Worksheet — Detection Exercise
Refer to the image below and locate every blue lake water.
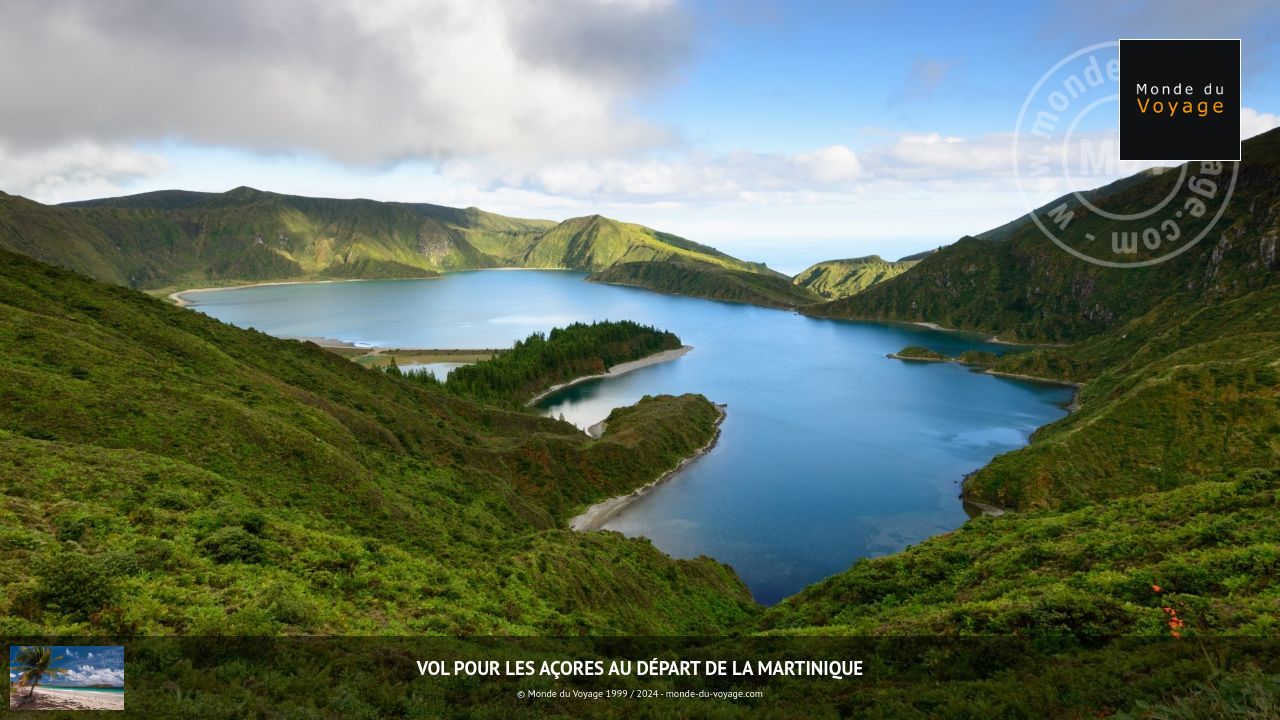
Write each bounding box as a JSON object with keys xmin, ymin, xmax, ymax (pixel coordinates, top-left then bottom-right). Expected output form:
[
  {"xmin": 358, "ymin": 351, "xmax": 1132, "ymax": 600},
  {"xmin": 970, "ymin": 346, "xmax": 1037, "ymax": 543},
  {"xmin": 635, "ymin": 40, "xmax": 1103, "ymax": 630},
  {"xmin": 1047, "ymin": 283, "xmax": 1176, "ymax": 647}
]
[{"xmin": 183, "ymin": 271, "xmax": 1072, "ymax": 604}]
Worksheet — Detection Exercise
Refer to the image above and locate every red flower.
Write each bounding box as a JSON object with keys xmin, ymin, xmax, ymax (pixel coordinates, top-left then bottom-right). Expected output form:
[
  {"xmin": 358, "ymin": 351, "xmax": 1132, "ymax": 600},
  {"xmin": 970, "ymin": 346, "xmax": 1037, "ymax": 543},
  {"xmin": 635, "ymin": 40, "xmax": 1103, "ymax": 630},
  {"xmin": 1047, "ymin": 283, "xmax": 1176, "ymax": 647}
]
[{"xmin": 1152, "ymin": 584, "xmax": 1162, "ymax": 593}]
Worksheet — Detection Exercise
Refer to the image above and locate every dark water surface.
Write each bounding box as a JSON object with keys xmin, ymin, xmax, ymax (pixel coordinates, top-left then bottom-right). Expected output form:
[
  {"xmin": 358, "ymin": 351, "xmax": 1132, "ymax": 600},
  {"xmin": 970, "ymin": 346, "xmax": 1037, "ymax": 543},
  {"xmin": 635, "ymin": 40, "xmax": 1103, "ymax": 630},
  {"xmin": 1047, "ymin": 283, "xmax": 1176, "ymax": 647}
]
[{"xmin": 184, "ymin": 272, "xmax": 1072, "ymax": 603}]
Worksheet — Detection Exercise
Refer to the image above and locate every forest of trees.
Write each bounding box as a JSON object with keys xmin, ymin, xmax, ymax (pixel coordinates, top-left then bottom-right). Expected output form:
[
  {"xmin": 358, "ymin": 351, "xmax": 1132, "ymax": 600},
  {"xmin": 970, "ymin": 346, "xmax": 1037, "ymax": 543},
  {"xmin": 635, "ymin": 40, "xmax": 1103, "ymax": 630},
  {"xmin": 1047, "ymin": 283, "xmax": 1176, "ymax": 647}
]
[{"xmin": 394, "ymin": 320, "xmax": 681, "ymax": 406}]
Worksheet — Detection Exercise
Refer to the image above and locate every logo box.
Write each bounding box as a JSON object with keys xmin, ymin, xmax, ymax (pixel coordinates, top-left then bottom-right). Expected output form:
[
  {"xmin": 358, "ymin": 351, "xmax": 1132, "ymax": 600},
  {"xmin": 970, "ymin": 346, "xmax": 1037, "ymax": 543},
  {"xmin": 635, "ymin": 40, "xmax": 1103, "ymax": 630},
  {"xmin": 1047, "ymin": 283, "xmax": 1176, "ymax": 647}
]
[{"xmin": 1119, "ymin": 39, "xmax": 1241, "ymax": 161}]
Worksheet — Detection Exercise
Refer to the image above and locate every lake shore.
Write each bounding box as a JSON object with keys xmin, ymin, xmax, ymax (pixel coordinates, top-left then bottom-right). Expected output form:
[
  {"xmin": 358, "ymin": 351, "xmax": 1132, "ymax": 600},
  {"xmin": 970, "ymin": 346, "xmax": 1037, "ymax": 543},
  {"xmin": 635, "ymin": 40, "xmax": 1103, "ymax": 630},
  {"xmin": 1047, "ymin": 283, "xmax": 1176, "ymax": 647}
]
[
  {"xmin": 9, "ymin": 687, "xmax": 124, "ymax": 711},
  {"xmin": 166, "ymin": 275, "xmax": 447, "ymax": 308},
  {"xmin": 168, "ymin": 278, "xmax": 368, "ymax": 308},
  {"xmin": 908, "ymin": 320, "xmax": 1066, "ymax": 347},
  {"xmin": 570, "ymin": 404, "xmax": 726, "ymax": 532},
  {"xmin": 526, "ymin": 345, "xmax": 693, "ymax": 406},
  {"xmin": 985, "ymin": 370, "xmax": 1082, "ymax": 412}
]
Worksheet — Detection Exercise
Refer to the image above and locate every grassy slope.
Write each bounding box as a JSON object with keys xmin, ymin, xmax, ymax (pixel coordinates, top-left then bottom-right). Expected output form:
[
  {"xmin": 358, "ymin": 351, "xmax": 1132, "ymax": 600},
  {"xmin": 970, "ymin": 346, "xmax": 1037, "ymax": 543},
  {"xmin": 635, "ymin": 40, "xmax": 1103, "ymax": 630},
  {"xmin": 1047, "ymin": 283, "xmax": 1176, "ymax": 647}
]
[
  {"xmin": 520, "ymin": 215, "xmax": 764, "ymax": 273},
  {"xmin": 792, "ymin": 255, "xmax": 917, "ymax": 300},
  {"xmin": 0, "ymin": 248, "xmax": 755, "ymax": 635},
  {"xmin": 589, "ymin": 260, "xmax": 819, "ymax": 308}
]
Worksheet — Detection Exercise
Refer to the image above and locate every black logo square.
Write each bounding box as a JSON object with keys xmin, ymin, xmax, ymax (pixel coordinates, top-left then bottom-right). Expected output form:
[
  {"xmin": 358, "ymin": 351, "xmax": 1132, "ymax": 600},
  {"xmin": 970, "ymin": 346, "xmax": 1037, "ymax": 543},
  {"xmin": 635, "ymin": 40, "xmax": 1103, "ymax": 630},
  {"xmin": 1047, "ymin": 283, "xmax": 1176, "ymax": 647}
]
[{"xmin": 1120, "ymin": 39, "xmax": 1240, "ymax": 161}]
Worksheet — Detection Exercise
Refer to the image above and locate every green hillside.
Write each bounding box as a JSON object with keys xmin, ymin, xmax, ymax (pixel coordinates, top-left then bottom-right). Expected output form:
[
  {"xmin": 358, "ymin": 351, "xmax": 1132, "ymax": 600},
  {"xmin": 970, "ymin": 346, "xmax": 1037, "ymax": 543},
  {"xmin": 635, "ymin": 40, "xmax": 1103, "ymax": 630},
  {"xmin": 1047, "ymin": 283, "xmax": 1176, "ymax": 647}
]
[
  {"xmin": 792, "ymin": 255, "xmax": 917, "ymax": 300},
  {"xmin": 589, "ymin": 260, "xmax": 819, "ymax": 308},
  {"xmin": 741, "ymin": 138, "xmax": 1280, "ymax": 715},
  {"xmin": 760, "ymin": 132, "xmax": 1280, "ymax": 654},
  {"xmin": 516, "ymin": 214, "xmax": 765, "ymax": 273},
  {"xmin": 805, "ymin": 129, "xmax": 1280, "ymax": 343},
  {"xmin": 0, "ymin": 247, "xmax": 755, "ymax": 635},
  {"xmin": 0, "ymin": 188, "xmax": 775, "ymax": 293},
  {"xmin": 965, "ymin": 284, "xmax": 1280, "ymax": 510}
]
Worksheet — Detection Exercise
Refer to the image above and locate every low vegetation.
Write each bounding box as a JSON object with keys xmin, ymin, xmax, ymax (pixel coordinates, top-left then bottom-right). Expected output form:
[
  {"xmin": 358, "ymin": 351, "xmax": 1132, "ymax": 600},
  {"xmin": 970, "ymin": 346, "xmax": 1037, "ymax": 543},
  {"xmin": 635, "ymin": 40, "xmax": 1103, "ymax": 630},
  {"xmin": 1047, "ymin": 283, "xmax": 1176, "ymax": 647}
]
[{"xmin": 0, "ymin": 248, "xmax": 754, "ymax": 636}]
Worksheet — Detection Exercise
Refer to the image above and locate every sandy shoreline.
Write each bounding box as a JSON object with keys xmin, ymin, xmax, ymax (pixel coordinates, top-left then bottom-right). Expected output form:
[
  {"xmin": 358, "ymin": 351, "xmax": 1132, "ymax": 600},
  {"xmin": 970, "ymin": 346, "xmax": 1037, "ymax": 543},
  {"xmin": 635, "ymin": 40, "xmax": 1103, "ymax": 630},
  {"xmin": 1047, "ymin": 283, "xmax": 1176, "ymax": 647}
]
[
  {"xmin": 983, "ymin": 369, "xmax": 1082, "ymax": 388},
  {"xmin": 570, "ymin": 404, "xmax": 726, "ymax": 532},
  {"xmin": 526, "ymin": 345, "xmax": 693, "ymax": 406},
  {"xmin": 10, "ymin": 687, "xmax": 124, "ymax": 710},
  {"xmin": 985, "ymin": 370, "xmax": 1082, "ymax": 412},
  {"xmin": 168, "ymin": 278, "xmax": 371, "ymax": 308},
  {"xmin": 908, "ymin": 320, "xmax": 1062, "ymax": 347},
  {"xmin": 961, "ymin": 496, "xmax": 1008, "ymax": 518},
  {"xmin": 167, "ymin": 275, "xmax": 448, "ymax": 308}
]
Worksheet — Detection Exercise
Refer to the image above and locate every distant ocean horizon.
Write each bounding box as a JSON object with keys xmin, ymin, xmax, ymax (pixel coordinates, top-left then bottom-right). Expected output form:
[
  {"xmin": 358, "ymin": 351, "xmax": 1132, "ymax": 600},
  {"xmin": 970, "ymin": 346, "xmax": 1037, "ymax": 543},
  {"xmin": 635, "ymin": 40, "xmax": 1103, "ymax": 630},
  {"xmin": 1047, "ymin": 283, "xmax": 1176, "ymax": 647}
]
[{"xmin": 36, "ymin": 685, "xmax": 125, "ymax": 694}]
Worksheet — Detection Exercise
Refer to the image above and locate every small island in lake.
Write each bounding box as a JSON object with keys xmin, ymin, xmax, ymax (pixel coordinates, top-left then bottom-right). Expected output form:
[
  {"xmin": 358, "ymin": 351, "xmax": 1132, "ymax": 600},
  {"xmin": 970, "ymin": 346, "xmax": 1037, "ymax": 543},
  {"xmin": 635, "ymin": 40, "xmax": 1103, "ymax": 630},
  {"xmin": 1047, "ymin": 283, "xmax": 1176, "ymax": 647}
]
[{"xmin": 887, "ymin": 345, "xmax": 951, "ymax": 362}]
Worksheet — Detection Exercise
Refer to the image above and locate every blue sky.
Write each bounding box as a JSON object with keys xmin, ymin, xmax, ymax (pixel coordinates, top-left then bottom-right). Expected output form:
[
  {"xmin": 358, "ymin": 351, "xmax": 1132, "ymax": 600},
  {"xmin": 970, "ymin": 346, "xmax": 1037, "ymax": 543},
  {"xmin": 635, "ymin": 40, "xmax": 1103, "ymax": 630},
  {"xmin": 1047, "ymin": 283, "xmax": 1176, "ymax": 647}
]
[
  {"xmin": 0, "ymin": 0, "xmax": 1277, "ymax": 272},
  {"xmin": 9, "ymin": 646, "xmax": 125, "ymax": 688}
]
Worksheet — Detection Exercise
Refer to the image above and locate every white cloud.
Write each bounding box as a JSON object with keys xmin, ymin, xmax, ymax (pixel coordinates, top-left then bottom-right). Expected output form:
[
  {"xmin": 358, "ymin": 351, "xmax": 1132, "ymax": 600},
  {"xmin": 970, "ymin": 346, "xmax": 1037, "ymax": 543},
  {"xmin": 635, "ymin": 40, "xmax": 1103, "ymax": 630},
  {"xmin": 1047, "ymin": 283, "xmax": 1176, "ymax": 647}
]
[
  {"xmin": 0, "ymin": 0, "xmax": 690, "ymax": 166},
  {"xmin": 445, "ymin": 144, "xmax": 866, "ymax": 202},
  {"xmin": 0, "ymin": 141, "xmax": 168, "ymax": 204},
  {"xmin": 792, "ymin": 146, "xmax": 864, "ymax": 183},
  {"xmin": 61, "ymin": 664, "xmax": 124, "ymax": 688},
  {"xmin": 1242, "ymin": 108, "xmax": 1280, "ymax": 139}
]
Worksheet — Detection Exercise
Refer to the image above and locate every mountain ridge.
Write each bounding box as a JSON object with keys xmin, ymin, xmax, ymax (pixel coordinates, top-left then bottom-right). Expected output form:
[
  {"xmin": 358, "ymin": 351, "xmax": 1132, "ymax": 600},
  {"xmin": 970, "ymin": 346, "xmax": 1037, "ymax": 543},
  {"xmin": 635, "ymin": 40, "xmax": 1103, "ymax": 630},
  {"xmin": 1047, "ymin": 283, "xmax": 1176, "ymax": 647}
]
[
  {"xmin": 0, "ymin": 187, "xmax": 767, "ymax": 292},
  {"xmin": 802, "ymin": 128, "xmax": 1280, "ymax": 343}
]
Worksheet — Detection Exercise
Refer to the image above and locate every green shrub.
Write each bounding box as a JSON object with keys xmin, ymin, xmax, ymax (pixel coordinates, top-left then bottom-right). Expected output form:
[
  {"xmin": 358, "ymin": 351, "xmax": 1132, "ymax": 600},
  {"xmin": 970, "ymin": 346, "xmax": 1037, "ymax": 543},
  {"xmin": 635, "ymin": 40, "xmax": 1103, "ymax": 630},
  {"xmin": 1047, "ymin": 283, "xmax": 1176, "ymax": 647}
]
[
  {"xmin": 239, "ymin": 510, "xmax": 267, "ymax": 536},
  {"xmin": 151, "ymin": 487, "xmax": 196, "ymax": 510},
  {"xmin": 132, "ymin": 538, "xmax": 175, "ymax": 571},
  {"xmin": 35, "ymin": 552, "xmax": 118, "ymax": 619},
  {"xmin": 101, "ymin": 548, "xmax": 143, "ymax": 576},
  {"xmin": 55, "ymin": 511, "xmax": 112, "ymax": 543},
  {"xmin": 0, "ymin": 525, "xmax": 43, "ymax": 551},
  {"xmin": 200, "ymin": 526, "xmax": 266, "ymax": 564}
]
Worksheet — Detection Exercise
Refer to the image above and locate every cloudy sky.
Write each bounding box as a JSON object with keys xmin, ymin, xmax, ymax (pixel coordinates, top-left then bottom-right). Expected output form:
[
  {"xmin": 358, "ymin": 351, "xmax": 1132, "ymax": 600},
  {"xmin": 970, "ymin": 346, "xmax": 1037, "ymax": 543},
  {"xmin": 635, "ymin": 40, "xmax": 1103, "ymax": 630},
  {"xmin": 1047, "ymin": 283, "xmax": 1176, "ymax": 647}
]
[
  {"xmin": 1, "ymin": 0, "xmax": 1278, "ymax": 271},
  {"xmin": 9, "ymin": 646, "xmax": 125, "ymax": 688}
]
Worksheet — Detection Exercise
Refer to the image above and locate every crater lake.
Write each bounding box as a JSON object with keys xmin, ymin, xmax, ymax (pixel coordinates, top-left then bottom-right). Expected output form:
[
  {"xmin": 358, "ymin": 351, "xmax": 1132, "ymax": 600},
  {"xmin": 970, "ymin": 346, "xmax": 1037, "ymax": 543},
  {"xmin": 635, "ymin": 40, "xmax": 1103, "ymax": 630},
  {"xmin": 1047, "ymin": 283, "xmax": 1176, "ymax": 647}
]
[{"xmin": 181, "ymin": 271, "xmax": 1073, "ymax": 604}]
